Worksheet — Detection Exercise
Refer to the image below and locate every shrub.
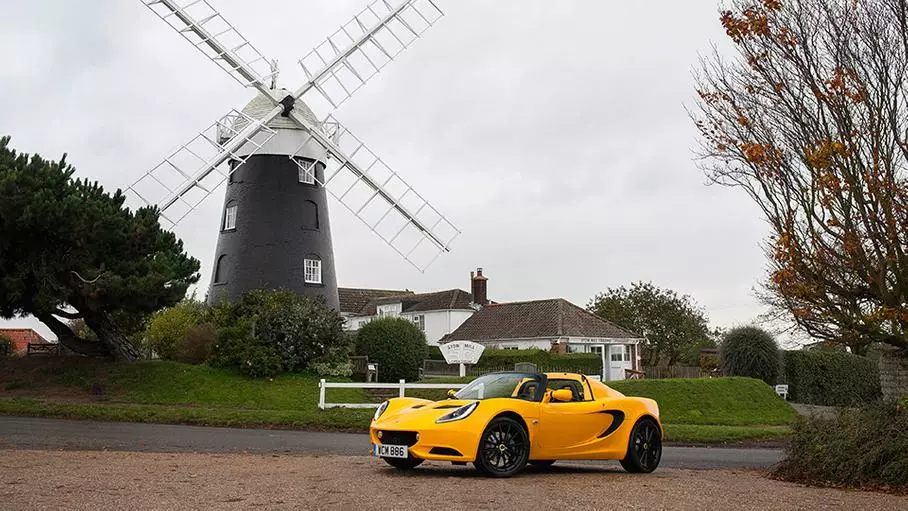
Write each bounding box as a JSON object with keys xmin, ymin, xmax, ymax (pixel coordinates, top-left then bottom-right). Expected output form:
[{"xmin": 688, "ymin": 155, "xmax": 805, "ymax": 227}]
[
  {"xmin": 0, "ymin": 335, "xmax": 14, "ymax": 357},
  {"xmin": 427, "ymin": 345, "xmax": 444, "ymax": 360},
  {"xmin": 209, "ymin": 320, "xmax": 282, "ymax": 378},
  {"xmin": 782, "ymin": 350, "xmax": 881, "ymax": 406},
  {"xmin": 215, "ymin": 289, "xmax": 347, "ymax": 373},
  {"xmin": 145, "ymin": 299, "xmax": 209, "ymax": 360},
  {"xmin": 719, "ymin": 326, "xmax": 780, "ymax": 385},
  {"xmin": 355, "ymin": 317, "xmax": 427, "ymax": 382},
  {"xmin": 774, "ymin": 402, "xmax": 908, "ymax": 490},
  {"xmin": 174, "ymin": 323, "xmax": 216, "ymax": 364}
]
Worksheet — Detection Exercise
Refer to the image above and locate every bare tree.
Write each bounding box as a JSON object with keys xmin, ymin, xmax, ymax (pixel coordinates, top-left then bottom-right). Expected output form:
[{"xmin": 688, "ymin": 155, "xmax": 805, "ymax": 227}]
[{"xmin": 692, "ymin": 0, "xmax": 908, "ymax": 353}]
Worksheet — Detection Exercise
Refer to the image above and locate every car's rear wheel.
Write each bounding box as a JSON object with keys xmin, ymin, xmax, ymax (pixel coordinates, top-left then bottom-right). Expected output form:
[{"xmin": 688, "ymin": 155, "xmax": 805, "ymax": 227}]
[
  {"xmin": 473, "ymin": 416, "xmax": 529, "ymax": 478},
  {"xmin": 619, "ymin": 418, "xmax": 662, "ymax": 473},
  {"xmin": 382, "ymin": 456, "xmax": 424, "ymax": 470}
]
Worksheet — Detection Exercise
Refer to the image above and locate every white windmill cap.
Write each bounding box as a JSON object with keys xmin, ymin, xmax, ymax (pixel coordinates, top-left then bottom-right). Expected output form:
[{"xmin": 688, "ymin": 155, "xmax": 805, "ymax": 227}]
[
  {"xmin": 229, "ymin": 88, "xmax": 328, "ymax": 161},
  {"xmin": 233, "ymin": 88, "xmax": 321, "ymax": 132}
]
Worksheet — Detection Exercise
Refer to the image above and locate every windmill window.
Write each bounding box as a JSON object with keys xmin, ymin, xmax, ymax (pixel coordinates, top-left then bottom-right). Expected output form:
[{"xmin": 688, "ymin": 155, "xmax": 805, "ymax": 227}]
[
  {"xmin": 223, "ymin": 203, "xmax": 237, "ymax": 231},
  {"xmin": 302, "ymin": 200, "xmax": 319, "ymax": 230},
  {"xmin": 214, "ymin": 255, "xmax": 227, "ymax": 284},
  {"xmin": 304, "ymin": 257, "xmax": 322, "ymax": 284},
  {"xmin": 299, "ymin": 161, "xmax": 316, "ymax": 185}
]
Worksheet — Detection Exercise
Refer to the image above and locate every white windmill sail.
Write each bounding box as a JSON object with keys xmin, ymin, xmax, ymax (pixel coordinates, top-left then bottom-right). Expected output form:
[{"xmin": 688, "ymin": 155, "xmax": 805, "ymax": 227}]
[
  {"xmin": 127, "ymin": 0, "xmax": 458, "ymax": 272},
  {"xmin": 292, "ymin": 116, "xmax": 459, "ymax": 272},
  {"xmin": 298, "ymin": 0, "xmax": 444, "ymax": 112}
]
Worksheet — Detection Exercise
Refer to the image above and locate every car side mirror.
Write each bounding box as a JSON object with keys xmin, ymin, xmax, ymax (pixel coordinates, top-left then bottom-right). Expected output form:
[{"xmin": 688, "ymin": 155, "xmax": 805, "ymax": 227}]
[
  {"xmin": 551, "ymin": 388, "xmax": 574, "ymax": 402},
  {"xmin": 447, "ymin": 389, "xmax": 457, "ymax": 399}
]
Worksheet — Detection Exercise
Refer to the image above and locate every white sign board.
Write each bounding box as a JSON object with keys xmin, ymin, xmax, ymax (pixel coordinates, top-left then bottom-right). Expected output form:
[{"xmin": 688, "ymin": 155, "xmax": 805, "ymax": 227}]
[{"xmin": 439, "ymin": 341, "xmax": 485, "ymax": 365}]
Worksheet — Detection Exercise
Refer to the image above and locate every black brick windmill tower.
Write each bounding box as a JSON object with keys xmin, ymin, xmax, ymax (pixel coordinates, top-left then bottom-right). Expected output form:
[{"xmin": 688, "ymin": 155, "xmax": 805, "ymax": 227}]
[{"xmin": 126, "ymin": 0, "xmax": 460, "ymax": 309}]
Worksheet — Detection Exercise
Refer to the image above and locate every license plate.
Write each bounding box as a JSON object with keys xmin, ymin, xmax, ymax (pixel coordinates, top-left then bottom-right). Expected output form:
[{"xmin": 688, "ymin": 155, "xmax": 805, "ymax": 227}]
[{"xmin": 373, "ymin": 443, "xmax": 408, "ymax": 459}]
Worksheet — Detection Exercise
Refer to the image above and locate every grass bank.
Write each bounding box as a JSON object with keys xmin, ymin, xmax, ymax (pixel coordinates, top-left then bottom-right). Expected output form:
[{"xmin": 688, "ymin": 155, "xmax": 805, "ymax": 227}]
[{"xmin": 0, "ymin": 358, "xmax": 795, "ymax": 443}]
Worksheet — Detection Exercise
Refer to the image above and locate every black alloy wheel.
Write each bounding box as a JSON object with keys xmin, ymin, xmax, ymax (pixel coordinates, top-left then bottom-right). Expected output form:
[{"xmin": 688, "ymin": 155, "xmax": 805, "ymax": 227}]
[
  {"xmin": 619, "ymin": 418, "xmax": 662, "ymax": 473},
  {"xmin": 383, "ymin": 456, "xmax": 424, "ymax": 470},
  {"xmin": 474, "ymin": 417, "xmax": 530, "ymax": 477}
]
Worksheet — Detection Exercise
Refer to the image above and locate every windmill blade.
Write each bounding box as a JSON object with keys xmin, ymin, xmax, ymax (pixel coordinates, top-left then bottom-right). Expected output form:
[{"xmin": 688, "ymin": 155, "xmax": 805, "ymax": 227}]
[
  {"xmin": 139, "ymin": 0, "xmax": 277, "ymax": 89},
  {"xmin": 297, "ymin": 0, "xmax": 444, "ymax": 112},
  {"xmin": 126, "ymin": 108, "xmax": 277, "ymax": 228},
  {"xmin": 289, "ymin": 114, "xmax": 459, "ymax": 273}
]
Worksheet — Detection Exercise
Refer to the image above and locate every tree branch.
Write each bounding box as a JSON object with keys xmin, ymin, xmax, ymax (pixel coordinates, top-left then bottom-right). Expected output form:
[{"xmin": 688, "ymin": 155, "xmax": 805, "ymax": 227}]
[{"xmin": 52, "ymin": 308, "xmax": 82, "ymax": 320}]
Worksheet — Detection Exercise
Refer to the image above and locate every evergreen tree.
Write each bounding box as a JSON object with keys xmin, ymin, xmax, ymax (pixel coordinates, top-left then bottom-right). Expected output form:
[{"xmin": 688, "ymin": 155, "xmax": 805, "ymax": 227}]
[{"xmin": 0, "ymin": 136, "xmax": 200, "ymax": 360}]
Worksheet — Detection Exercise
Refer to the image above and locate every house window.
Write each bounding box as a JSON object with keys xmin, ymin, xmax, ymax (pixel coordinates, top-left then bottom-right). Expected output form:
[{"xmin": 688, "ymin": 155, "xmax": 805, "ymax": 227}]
[
  {"xmin": 502, "ymin": 346, "xmax": 518, "ymax": 351},
  {"xmin": 299, "ymin": 161, "xmax": 316, "ymax": 184},
  {"xmin": 223, "ymin": 203, "xmax": 237, "ymax": 231},
  {"xmin": 304, "ymin": 257, "xmax": 322, "ymax": 284},
  {"xmin": 214, "ymin": 254, "xmax": 227, "ymax": 284},
  {"xmin": 590, "ymin": 345, "xmax": 603, "ymax": 355},
  {"xmin": 610, "ymin": 346, "xmax": 626, "ymax": 362},
  {"xmin": 412, "ymin": 315, "xmax": 425, "ymax": 331}
]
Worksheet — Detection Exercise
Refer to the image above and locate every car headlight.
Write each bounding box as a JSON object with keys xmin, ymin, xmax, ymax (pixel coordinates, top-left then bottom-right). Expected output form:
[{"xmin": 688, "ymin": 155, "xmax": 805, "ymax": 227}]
[
  {"xmin": 436, "ymin": 401, "xmax": 479, "ymax": 424},
  {"xmin": 373, "ymin": 401, "xmax": 389, "ymax": 422}
]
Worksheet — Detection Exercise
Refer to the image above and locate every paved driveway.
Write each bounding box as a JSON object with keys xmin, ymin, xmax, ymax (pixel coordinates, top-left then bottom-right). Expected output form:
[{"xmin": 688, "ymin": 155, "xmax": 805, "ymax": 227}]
[{"xmin": 0, "ymin": 415, "xmax": 782, "ymax": 469}]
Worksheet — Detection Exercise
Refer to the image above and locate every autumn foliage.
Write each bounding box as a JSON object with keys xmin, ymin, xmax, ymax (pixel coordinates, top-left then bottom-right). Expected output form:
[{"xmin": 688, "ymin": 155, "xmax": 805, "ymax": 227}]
[{"xmin": 693, "ymin": 0, "xmax": 908, "ymax": 352}]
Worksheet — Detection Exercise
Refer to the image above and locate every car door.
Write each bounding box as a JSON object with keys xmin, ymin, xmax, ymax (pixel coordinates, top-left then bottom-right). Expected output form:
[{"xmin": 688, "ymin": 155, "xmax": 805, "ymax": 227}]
[{"xmin": 535, "ymin": 380, "xmax": 614, "ymax": 458}]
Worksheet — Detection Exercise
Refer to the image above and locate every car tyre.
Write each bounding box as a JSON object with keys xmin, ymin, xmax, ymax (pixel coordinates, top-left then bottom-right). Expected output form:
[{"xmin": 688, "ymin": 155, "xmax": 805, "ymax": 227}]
[
  {"xmin": 473, "ymin": 416, "xmax": 530, "ymax": 478},
  {"xmin": 619, "ymin": 418, "xmax": 662, "ymax": 474},
  {"xmin": 382, "ymin": 456, "xmax": 424, "ymax": 470}
]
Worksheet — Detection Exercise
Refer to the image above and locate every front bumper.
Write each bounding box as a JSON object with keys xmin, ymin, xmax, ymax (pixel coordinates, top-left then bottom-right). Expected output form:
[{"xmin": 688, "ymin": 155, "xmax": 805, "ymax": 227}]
[{"xmin": 369, "ymin": 422, "xmax": 482, "ymax": 462}]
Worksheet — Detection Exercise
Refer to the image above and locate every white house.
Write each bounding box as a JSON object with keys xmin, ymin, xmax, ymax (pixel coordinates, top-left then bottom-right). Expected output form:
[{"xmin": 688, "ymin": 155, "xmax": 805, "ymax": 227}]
[
  {"xmin": 339, "ymin": 269, "xmax": 490, "ymax": 345},
  {"xmin": 440, "ymin": 298, "xmax": 644, "ymax": 381}
]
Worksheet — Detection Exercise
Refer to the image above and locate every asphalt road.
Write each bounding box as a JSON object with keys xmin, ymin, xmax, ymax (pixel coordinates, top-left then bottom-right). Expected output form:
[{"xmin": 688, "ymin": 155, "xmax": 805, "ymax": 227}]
[{"xmin": 0, "ymin": 416, "xmax": 783, "ymax": 469}]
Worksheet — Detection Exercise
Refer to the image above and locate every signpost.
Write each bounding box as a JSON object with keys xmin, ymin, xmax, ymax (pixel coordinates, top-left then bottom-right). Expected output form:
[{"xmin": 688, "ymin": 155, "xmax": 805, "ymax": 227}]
[{"xmin": 439, "ymin": 341, "xmax": 485, "ymax": 377}]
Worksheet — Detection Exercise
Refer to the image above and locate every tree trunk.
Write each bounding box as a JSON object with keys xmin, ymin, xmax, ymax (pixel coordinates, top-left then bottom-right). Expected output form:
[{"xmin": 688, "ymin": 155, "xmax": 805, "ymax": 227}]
[
  {"xmin": 84, "ymin": 314, "xmax": 142, "ymax": 362},
  {"xmin": 37, "ymin": 313, "xmax": 110, "ymax": 358}
]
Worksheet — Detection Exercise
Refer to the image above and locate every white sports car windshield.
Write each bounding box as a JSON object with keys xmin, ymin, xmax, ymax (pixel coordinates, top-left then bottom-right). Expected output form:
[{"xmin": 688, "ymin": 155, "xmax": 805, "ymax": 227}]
[{"xmin": 453, "ymin": 373, "xmax": 542, "ymax": 401}]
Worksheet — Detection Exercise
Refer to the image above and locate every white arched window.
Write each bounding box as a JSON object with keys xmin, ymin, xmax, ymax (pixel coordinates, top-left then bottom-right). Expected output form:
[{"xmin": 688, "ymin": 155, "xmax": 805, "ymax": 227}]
[
  {"xmin": 223, "ymin": 202, "xmax": 237, "ymax": 231},
  {"xmin": 304, "ymin": 256, "xmax": 322, "ymax": 284}
]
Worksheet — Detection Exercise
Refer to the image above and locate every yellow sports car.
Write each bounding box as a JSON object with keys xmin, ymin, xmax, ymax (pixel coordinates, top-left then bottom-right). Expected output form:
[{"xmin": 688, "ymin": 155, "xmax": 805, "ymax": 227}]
[{"xmin": 369, "ymin": 371, "xmax": 663, "ymax": 477}]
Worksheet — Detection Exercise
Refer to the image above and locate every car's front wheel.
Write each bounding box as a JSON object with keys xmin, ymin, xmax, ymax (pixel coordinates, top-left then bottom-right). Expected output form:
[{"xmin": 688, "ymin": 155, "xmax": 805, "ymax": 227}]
[
  {"xmin": 382, "ymin": 456, "xmax": 424, "ymax": 470},
  {"xmin": 619, "ymin": 418, "xmax": 662, "ymax": 473},
  {"xmin": 473, "ymin": 416, "xmax": 530, "ymax": 478}
]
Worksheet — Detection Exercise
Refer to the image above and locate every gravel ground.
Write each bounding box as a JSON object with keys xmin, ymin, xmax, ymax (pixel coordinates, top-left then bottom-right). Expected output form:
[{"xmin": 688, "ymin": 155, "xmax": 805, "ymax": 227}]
[{"xmin": 1, "ymin": 450, "xmax": 906, "ymax": 510}]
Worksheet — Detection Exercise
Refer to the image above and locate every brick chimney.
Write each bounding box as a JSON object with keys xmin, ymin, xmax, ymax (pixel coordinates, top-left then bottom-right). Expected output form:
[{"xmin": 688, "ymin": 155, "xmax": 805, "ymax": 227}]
[{"xmin": 471, "ymin": 267, "xmax": 488, "ymax": 306}]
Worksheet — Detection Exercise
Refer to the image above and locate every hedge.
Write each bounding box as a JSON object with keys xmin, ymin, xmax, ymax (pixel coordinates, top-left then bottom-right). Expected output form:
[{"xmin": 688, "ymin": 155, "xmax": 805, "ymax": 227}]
[
  {"xmin": 774, "ymin": 401, "xmax": 908, "ymax": 490},
  {"xmin": 782, "ymin": 350, "xmax": 881, "ymax": 406},
  {"xmin": 428, "ymin": 348, "xmax": 602, "ymax": 375}
]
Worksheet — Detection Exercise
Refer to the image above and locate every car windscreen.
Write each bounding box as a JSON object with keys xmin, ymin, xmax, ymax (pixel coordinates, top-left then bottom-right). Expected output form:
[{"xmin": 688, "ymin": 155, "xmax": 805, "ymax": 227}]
[{"xmin": 454, "ymin": 373, "xmax": 542, "ymax": 401}]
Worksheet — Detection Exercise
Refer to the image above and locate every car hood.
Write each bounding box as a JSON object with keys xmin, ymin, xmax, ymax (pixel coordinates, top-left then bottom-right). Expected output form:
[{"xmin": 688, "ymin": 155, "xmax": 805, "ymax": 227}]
[{"xmin": 376, "ymin": 399, "xmax": 477, "ymax": 427}]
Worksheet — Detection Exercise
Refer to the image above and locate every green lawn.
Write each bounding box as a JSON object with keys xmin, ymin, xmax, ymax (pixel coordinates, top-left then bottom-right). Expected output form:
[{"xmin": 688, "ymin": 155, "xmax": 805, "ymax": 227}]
[
  {"xmin": 0, "ymin": 358, "xmax": 796, "ymax": 443},
  {"xmin": 609, "ymin": 377, "xmax": 799, "ymax": 426}
]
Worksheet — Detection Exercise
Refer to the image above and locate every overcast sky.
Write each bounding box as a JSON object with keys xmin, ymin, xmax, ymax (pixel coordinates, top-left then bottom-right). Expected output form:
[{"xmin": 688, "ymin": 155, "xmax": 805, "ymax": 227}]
[{"xmin": 0, "ymin": 1, "xmax": 783, "ymax": 343}]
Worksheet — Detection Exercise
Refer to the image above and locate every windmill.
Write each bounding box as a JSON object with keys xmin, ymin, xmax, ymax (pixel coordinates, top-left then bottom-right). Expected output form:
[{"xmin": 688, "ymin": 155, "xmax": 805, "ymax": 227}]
[{"xmin": 126, "ymin": 0, "xmax": 460, "ymax": 309}]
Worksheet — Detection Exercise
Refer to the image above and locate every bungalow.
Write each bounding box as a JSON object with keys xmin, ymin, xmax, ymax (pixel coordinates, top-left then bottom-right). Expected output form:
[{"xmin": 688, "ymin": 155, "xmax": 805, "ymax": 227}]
[{"xmin": 440, "ymin": 299, "xmax": 643, "ymax": 381}]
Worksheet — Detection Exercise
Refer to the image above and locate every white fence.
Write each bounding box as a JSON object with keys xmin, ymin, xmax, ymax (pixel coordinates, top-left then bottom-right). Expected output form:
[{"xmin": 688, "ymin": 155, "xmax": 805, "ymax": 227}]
[{"xmin": 318, "ymin": 379, "xmax": 468, "ymax": 410}]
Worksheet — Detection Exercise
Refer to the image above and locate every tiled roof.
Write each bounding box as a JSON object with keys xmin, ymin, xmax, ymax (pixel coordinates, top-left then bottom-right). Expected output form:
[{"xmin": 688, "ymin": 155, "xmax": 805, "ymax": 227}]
[
  {"xmin": 0, "ymin": 328, "xmax": 50, "ymax": 352},
  {"xmin": 355, "ymin": 289, "xmax": 476, "ymax": 316},
  {"xmin": 443, "ymin": 298, "xmax": 640, "ymax": 342},
  {"xmin": 338, "ymin": 288, "xmax": 414, "ymax": 315}
]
